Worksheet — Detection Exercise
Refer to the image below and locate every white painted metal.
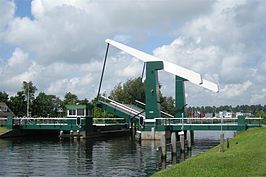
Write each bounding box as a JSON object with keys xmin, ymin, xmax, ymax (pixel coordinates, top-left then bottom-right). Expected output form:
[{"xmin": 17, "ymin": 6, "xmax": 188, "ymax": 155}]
[
  {"xmin": 106, "ymin": 39, "xmax": 219, "ymax": 92},
  {"xmin": 106, "ymin": 39, "xmax": 202, "ymax": 85},
  {"xmin": 101, "ymin": 96, "xmax": 145, "ymax": 118},
  {"xmin": 201, "ymin": 79, "xmax": 219, "ymax": 93}
]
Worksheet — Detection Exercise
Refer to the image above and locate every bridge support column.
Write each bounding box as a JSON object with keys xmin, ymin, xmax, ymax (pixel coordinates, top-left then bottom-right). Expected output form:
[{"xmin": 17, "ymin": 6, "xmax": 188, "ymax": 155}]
[
  {"xmin": 175, "ymin": 76, "xmax": 186, "ymax": 120},
  {"xmin": 6, "ymin": 116, "xmax": 13, "ymax": 129},
  {"xmin": 237, "ymin": 115, "xmax": 247, "ymax": 131},
  {"xmin": 171, "ymin": 132, "xmax": 177, "ymax": 155},
  {"xmin": 178, "ymin": 131, "xmax": 185, "ymax": 153},
  {"xmin": 145, "ymin": 61, "xmax": 163, "ymax": 119}
]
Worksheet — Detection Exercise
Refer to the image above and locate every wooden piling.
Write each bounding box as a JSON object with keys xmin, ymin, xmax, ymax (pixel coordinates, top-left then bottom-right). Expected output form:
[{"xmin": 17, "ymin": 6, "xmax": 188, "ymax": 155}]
[
  {"xmin": 70, "ymin": 130, "xmax": 74, "ymax": 139},
  {"xmin": 187, "ymin": 130, "xmax": 192, "ymax": 150},
  {"xmin": 76, "ymin": 130, "xmax": 80, "ymax": 139},
  {"xmin": 171, "ymin": 132, "xmax": 177, "ymax": 155},
  {"xmin": 160, "ymin": 133, "xmax": 166, "ymax": 158},
  {"xmin": 151, "ymin": 127, "xmax": 155, "ymax": 140},
  {"xmin": 220, "ymin": 133, "xmax": 224, "ymax": 152},
  {"xmin": 178, "ymin": 131, "xmax": 185, "ymax": 153}
]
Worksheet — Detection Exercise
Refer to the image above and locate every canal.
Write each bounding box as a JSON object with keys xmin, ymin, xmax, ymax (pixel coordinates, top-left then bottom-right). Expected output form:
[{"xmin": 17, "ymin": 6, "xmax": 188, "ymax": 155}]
[{"xmin": 0, "ymin": 131, "xmax": 233, "ymax": 176}]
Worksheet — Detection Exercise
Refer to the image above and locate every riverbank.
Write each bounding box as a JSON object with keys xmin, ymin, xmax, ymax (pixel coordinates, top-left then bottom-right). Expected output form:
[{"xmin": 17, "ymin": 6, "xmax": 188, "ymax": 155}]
[
  {"xmin": 0, "ymin": 127, "xmax": 10, "ymax": 136},
  {"xmin": 152, "ymin": 127, "xmax": 266, "ymax": 177}
]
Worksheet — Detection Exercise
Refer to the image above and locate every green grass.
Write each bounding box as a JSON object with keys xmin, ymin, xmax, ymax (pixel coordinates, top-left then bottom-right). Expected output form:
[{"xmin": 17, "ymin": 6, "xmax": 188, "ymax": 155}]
[
  {"xmin": 0, "ymin": 127, "xmax": 10, "ymax": 136},
  {"xmin": 152, "ymin": 128, "xmax": 266, "ymax": 177}
]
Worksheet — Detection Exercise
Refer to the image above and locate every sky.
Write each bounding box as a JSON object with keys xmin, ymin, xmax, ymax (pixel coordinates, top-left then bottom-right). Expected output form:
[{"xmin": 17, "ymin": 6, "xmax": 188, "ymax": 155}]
[{"xmin": 0, "ymin": 0, "xmax": 266, "ymax": 106}]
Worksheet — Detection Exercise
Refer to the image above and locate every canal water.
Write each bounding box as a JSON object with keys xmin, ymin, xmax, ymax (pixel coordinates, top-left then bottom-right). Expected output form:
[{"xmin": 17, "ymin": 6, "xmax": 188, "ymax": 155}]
[{"xmin": 0, "ymin": 131, "xmax": 234, "ymax": 177}]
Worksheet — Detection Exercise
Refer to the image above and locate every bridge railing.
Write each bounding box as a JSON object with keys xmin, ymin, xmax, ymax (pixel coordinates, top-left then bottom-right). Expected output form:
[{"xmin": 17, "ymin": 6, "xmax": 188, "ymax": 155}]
[
  {"xmin": 151, "ymin": 117, "xmax": 263, "ymax": 126},
  {"xmin": 1, "ymin": 117, "xmax": 128, "ymax": 127},
  {"xmin": 99, "ymin": 96, "xmax": 145, "ymax": 118},
  {"xmin": 12, "ymin": 117, "xmax": 86, "ymax": 127},
  {"xmin": 153, "ymin": 117, "xmax": 238, "ymax": 126},
  {"xmin": 245, "ymin": 117, "xmax": 263, "ymax": 126}
]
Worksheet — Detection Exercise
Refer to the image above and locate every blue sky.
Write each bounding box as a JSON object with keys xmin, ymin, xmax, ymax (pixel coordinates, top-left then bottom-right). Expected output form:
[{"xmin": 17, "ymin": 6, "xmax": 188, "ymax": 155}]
[
  {"xmin": 0, "ymin": 0, "xmax": 266, "ymax": 106},
  {"xmin": 14, "ymin": 0, "xmax": 33, "ymax": 19}
]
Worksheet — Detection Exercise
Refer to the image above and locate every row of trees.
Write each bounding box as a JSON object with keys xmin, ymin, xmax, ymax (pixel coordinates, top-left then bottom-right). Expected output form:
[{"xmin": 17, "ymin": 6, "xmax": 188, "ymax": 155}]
[
  {"xmin": 0, "ymin": 78, "xmax": 265, "ymax": 120},
  {"xmin": 187, "ymin": 105, "xmax": 266, "ymax": 115},
  {"xmin": 0, "ymin": 81, "xmax": 86, "ymax": 117}
]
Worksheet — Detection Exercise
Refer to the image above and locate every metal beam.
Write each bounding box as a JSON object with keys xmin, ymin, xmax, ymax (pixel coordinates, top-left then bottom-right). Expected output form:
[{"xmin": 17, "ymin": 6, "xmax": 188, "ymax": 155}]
[{"xmin": 105, "ymin": 39, "xmax": 219, "ymax": 92}]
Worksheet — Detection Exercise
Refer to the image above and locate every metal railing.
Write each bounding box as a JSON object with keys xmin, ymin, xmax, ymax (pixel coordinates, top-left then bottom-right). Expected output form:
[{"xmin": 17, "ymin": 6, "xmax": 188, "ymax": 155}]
[
  {"xmin": 147, "ymin": 117, "xmax": 263, "ymax": 126},
  {"xmin": 100, "ymin": 96, "xmax": 145, "ymax": 118},
  {"xmin": 134, "ymin": 100, "xmax": 174, "ymax": 118},
  {"xmin": 93, "ymin": 118, "xmax": 127, "ymax": 126},
  {"xmin": 13, "ymin": 117, "xmax": 85, "ymax": 126}
]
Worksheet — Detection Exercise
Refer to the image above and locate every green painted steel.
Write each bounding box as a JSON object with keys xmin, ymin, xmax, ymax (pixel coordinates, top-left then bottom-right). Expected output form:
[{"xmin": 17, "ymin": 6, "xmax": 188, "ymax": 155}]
[
  {"xmin": 6, "ymin": 116, "xmax": 13, "ymax": 129},
  {"xmin": 175, "ymin": 76, "xmax": 186, "ymax": 118},
  {"xmin": 145, "ymin": 61, "xmax": 164, "ymax": 119},
  {"xmin": 19, "ymin": 124, "xmax": 81, "ymax": 131},
  {"xmin": 141, "ymin": 124, "xmax": 257, "ymax": 131},
  {"xmin": 133, "ymin": 100, "xmax": 173, "ymax": 118},
  {"xmin": 237, "ymin": 115, "xmax": 247, "ymax": 131}
]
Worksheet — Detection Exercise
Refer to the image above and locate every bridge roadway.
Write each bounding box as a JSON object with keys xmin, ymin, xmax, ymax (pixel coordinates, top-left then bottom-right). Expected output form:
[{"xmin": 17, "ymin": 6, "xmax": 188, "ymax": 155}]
[
  {"xmin": 144, "ymin": 117, "xmax": 262, "ymax": 131},
  {"xmin": 0, "ymin": 116, "xmax": 262, "ymax": 132},
  {"xmin": 96, "ymin": 96, "xmax": 263, "ymax": 131}
]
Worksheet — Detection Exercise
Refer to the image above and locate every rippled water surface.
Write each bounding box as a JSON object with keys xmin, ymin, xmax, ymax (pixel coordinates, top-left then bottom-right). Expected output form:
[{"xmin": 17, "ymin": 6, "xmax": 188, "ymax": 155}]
[{"xmin": 0, "ymin": 131, "xmax": 233, "ymax": 176}]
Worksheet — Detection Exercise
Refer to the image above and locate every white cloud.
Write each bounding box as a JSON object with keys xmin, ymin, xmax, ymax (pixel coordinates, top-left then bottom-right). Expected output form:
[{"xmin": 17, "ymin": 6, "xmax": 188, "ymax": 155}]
[
  {"xmin": 0, "ymin": 0, "xmax": 266, "ymax": 106},
  {"xmin": 251, "ymin": 89, "xmax": 266, "ymax": 104},
  {"xmin": 221, "ymin": 81, "xmax": 252, "ymax": 98},
  {"xmin": 0, "ymin": 0, "xmax": 14, "ymax": 37},
  {"xmin": 7, "ymin": 48, "xmax": 29, "ymax": 67},
  {"xmin": 153, "ymin": 0, "xmax": 266, "ymax": 105}
]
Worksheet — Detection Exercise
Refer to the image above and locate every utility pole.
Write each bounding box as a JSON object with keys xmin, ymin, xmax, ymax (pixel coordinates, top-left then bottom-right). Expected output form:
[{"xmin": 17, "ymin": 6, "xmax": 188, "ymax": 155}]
[{"xmin": 27, "ymin": 82, "xmax": 29, "ymax": 117}]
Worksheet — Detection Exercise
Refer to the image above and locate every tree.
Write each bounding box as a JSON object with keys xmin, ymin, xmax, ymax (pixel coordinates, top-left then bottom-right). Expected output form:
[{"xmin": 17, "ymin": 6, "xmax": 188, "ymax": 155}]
[
  {"xmin": 79, "ymin": 98, "xmax": 89, "ymax": 105},
  {"xmin": 110, "ymin": 77, "xmax": 145, "ymax": 104},
  {"xmin": 32, "ymin": 92, "xmax": 62, "ymax": 117},
  {"xmin": 63, "ymin": 92, "xmax": 79, "ymax": 105},
  {"xmin": 160, "ymin": 96, "xmax": 175, "ymax": 115},
  {"xmin": 109, "ymin": 77, "xmax": 175, "ymax": 115},
  {"xmin": 22, "ymin": 81, "xmax": 37, "ymax": 102},
  {"xmin": 9, "ymin": 91, "xmax": 27, "ymax": 117},
  {"xmin": 91, "ymin": 95, "xmax": 114, "ymax": 118},
  {"xmin": 0, "ymin": 91, "xmax": 9, "ymax": 103}
]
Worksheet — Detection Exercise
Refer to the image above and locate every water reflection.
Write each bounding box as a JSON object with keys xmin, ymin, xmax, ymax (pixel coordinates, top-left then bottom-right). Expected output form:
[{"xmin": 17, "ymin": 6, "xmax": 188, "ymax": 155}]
[{"xmin": 0, "ymin": 131, "xmax": 234, "ymax": 177}]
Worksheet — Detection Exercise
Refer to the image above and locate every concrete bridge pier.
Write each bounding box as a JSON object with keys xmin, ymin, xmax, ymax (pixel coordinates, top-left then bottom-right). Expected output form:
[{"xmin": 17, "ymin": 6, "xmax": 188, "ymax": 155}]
[{"xmin": 141, "ymin": 130, "xmax": 170, "ymax": 140}]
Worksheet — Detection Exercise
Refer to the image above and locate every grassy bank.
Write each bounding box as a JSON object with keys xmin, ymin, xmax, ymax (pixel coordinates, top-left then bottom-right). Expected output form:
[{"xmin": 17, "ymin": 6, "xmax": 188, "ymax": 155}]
[
  {"xmin": 152, "ymin": 128, "xmax": 266, "ymax": 177},
  {"xmin": 0, "ymin": 127, "xmax": 10, "ymax": 136}
]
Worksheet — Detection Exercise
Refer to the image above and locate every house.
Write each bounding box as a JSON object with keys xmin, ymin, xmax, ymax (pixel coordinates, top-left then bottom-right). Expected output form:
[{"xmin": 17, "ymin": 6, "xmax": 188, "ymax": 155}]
[
  {"xmin": 219, "ymin": 111, "xmax": 233, "ymax": 118},
  {"xmin": 0, "ymin": 102, "xmax": 15, "ymax": 117}
]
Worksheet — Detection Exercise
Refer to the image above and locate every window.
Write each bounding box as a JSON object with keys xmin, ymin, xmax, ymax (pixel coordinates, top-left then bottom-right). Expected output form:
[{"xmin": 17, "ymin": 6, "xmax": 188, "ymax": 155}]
[
  {"xmin": 68, "ymin": 109, "xmax": 76, "ymax": 116},
  {"xmin": 77, "ymin": 109, "xmax": 85, "ymax": 116},
  {"xmin": 0, "ymin": 106, "xmax": 7, "ymax": 112}
]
